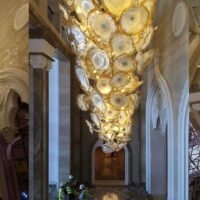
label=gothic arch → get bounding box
[0,68,28,103]
[177,79,189,200]
[91,140,130,185]
[0,68,28,141]
[146,59,175,200]
[146,79,159,193]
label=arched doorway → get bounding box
[95,147,125,180]
[92,140,130,185]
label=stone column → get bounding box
[29,39,55,200]
[70,58,81,180]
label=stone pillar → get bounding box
[70,58,81,180]
[58,57,71,183]
[29,39,55,200]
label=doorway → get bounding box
[92,140,130,186]
[95,147,125,180]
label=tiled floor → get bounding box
[88,186,150,200]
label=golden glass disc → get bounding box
[96,77,112,95]
[111,34,134,57]
[118,111,128,125]
[75,0,94,23]
[110,92,129,110]
[85,47,110,72]
[104,105,119,120]
[103,0,132,17]
[88,10,117,44]
[113,54,136,72]
[120,5,149,35]
[111,72,130,88]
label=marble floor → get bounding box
[88,186,151,200]
[49,185,151,200]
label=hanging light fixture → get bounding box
[62,0,157,153]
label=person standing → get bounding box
[66,175,77,200]
[58,182,67,200]
[78,184,89,200]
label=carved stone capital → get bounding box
[29,39,55,71]
[30,54,53,71]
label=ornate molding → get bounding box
[154,54,175,200]
[0,68,28,142]
[146,53,175,199]
[0,68,28,103]
[172,1,187,37]
[177,79,189,200]
[14,3,29,31]
[151,87,167,136]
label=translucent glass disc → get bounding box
[113,54,136,72]
[77,94,89,111]
[111,34,134,57]
[88,10,117,44]
[66,24,86,54]
[118,111,128,125]
[120,5,149,35]
[75,0,94,23]
[104,105,119,120]
[103,0,132,17]
[91,91,106,112]
[75,68,90,91]
[111,72,130,88]
[110,92,128,110]
[86,47,110,71]
[96,77,112,95]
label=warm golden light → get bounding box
[102,193,119,200]
[62,0,157,153]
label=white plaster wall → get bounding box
[49,58,59,185]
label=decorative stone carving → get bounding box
[172,1,187,37]
[0,68,29,103]
[151,87,167,136]
[14,3,29,31]
[151,89,160,129]
[29,39,56,71]
[30,54,53,71]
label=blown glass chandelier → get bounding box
[62,0,157,153]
